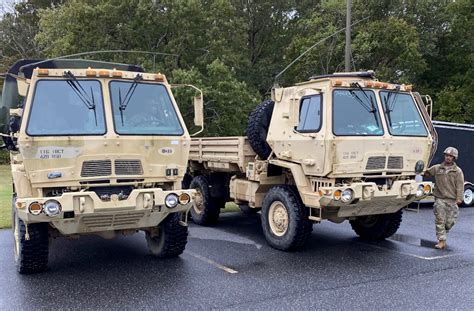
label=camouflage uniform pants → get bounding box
[433,199,459,241]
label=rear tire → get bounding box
[261,185,313,251]
[146,213,188,258]
[189,175,224,225]
[246,100,274,159]
[462,184,473,207]
[350,210,403,240]
[13,204,49,274]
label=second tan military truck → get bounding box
[187,71,436,250]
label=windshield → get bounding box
[380,91,428,136]
[27,79,106,136]
[333,89,383,136]
[110,81,184,135]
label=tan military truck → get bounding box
[187,71,436,251]
[1,59,203,273]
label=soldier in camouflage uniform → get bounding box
[424,147,464,249]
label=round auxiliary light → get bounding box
[165,193,179,208]
[415,185,425,198]
[341,189,354,203]
[28,202,43,215]
[43,200,61,217]
[333,190,342,201]
[423,184,432,195]
[178,193,191,205]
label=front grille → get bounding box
[115,160,143,175]
[81,160,112,177]
[366,156,386,170]
[387,156,403,169]
[82,212,145,230]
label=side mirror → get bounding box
[9,116,20,133]
[17,79,29,97]
[415,160,425,174]
[193,94,204,128]
[170,84,204,136]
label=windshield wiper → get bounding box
[383,85,401,126]
[118,74,143,125]
[350,82,380,128]
[64,71,97,125]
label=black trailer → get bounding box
[430,121,474,207]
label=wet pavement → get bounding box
[1,206,473,310]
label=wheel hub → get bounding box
[268,201,289,236]
[464,189,473,205]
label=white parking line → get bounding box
[185,251,238,274]
[356,241,471,260]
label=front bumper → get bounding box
[15,188,195,235]
[318,180,433,217]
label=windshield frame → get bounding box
[331,88,384,137]
[25,78,107,137]
[108,80,185,136]
[379,90,429,137]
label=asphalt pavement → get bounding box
[1,206,474,310]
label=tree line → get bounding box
[0,0,472,136]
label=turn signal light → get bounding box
[111,70,123,78]
[333,190,342,201]
[423,184,432,194]
[178,193,191,205]
[98,70,110,77]
[86,68,97,76]
[28,202,43,215]
[155,73,165,82]
[37,68,49,76]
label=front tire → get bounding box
[350,210,403,240]
[189,175,224,225]
[13,205,49,274]
[261,185,313,251]
[146,213,188,258]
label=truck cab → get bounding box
[2,59,202,273]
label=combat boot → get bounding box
[435,240,446,249]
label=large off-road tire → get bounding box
[462,184,473,207]
[261,185,313,251]
[349,210,403,240]
[189,175,224,225]
[246,100,274,159]
[12,204,49,274]
[146,213,188,258]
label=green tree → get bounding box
[173,59,260,136]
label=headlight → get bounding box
[178,193,191,205]
[43,200,61,217]
[423,184,431,194]
[165,193,179,208]
[341,189,354,203]
[415,185,424,198]
[28,202,43,215]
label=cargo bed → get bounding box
[189,136,255,173]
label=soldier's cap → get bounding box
[443,146,458,159]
